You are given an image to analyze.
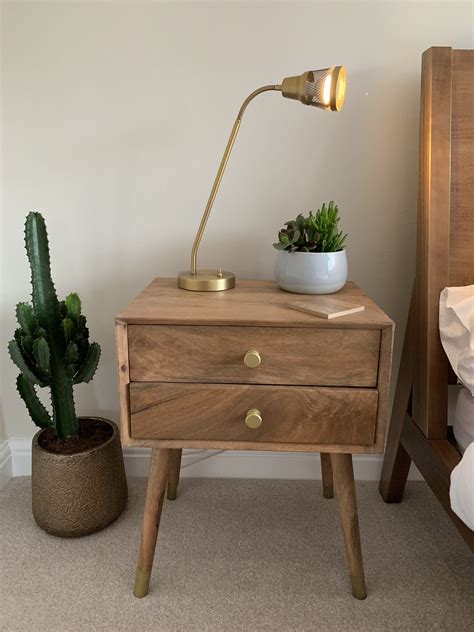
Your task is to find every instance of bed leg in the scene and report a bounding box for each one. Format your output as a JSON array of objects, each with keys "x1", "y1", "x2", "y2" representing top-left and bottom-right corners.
[{"x1": 380, "y1": 290, "x2": 414, "y2": 502}]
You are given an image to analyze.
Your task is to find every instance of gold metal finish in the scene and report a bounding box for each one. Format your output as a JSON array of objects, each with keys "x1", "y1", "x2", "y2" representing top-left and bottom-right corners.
[
  {"x1": 350, "y1": 574, "x2": 368, "y2": 600},
  {"x1": 245, "y1": 408, "x2": 263, "y2": 429},
  {"x1": 331, "y1": 66, "x2": 346, "y2": 112},
  {"x1": 179, "y1": 66, "x2": 346, "y2": 292},
  {"x1": 244, "y1": 350, "x2": 261, "y2": 368},
  {"x1": 281, "y1": 66, "x2": 346, "y2": 111},
  {"x1": 178, "y1": 269, "x2": 235, "y2": 291},
  {"x1": 134, "y1": 568, "x2": 152, "y2": 598},
  {"x1": 178, "y1": 85, "x2": 280, "y2": 292}
]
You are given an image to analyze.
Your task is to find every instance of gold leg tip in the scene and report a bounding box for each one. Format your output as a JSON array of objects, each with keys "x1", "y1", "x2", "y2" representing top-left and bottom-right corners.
[
  {"x1": 323, "y1": 490, "x2": 334, "y2": 499},
  {"x1": 134, "y1": 569, "x2": 151, "y2": 598},
  {"x1": 351, "y1": 575, "x2": 367, "y2": 600},
  {"x1": 167, "y1": 490, "x2": 177, "y2": 501}
]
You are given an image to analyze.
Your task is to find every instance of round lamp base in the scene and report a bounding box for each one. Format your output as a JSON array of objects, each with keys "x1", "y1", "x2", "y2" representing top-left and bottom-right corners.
[{"x1": 178, "y1": 270, "x2": 236, "y2": 292}]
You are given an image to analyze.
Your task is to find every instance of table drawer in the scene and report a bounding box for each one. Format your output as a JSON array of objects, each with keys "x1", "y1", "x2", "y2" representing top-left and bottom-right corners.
[
  {"x1": 130, "y1": 383, "x2": 378, "y2": 446},
  {"x1": 128, "y1": 325, "x2": 380, "y2": 387}
]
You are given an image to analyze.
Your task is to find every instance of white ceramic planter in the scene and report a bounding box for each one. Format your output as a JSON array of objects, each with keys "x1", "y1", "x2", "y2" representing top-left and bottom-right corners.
[{"x1": 274, "y1": 250, "x2": 348, "y2": 294}]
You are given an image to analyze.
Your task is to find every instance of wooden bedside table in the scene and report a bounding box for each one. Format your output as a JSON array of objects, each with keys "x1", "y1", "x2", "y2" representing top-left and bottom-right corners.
[{"x1": 115, "y1": 279, "x2": 393, "y2": 600}]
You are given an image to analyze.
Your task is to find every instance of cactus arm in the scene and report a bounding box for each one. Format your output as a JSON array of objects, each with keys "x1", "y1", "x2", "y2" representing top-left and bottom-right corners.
[
  {"x1": 73, "y1": 342, "x2": 101, "y2": 384},
  {"x1": 33, "y1": 337, "x2": 51, "y2": 374},
  {"x1": 16, "y1": 374, "x2": 52, "y2": 429},
  {"x1": 8, "y1": 340, "x2": 46, "y2": 386},
  {"x1": 25, "y1": 213, "x2": 61, "y2": 324},
  {"x1": 16, "y1": 302, "x2": 37, "y2": 334},
  {"x1": 62, "y1": 317, "x2": 74, "y2": 341},
  {"x1": 65, "y1": 293, "x2": 81, "y2": 321}
]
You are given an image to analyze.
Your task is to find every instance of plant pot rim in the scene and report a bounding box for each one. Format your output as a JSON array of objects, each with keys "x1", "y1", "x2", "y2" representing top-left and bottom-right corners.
[
  {"x1": 277, "y1": 249, "x2": 346, "y2": 255},
  {"x1": 32, "y1": 416, "x2": 119, "y2": 460}
]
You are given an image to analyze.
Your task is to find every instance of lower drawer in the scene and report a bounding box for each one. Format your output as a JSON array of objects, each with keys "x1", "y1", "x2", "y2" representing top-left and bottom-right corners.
[{"x1": 129, "y1": 383, "x2": 378, "y2": 446}]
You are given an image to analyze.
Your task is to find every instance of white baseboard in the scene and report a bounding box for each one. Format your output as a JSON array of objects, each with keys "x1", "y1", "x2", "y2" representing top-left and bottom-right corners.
[
  {"x1": 0, "y1": 441, "x2": 13, "y2": 490},
  {"x1": 6, "y1": 438, "x2": 423, "y2": 481}
]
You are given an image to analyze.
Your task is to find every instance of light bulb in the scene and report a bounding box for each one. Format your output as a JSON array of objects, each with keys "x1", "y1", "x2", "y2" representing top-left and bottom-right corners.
[{"x1": 323, "y1": 74, "x2": 332, "y2": 105}]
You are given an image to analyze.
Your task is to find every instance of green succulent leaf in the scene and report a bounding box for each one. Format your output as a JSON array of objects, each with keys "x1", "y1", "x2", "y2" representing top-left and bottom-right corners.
[{"x1": 273, "y1": 202, "x2": 347, "y2": 253}]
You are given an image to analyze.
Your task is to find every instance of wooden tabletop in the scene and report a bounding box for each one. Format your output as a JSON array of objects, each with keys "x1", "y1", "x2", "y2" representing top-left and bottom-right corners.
[{"x1": 117, "y1": 279, "x2": 393, "y2": 330}]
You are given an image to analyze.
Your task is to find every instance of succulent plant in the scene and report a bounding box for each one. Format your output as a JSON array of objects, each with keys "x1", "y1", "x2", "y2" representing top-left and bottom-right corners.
[
  {"x1": 273, "y1": 201, "x2": 347, "y2": 253},
  {"x1": 8, "y1": 212, "x2": 101, "y2": 440}
]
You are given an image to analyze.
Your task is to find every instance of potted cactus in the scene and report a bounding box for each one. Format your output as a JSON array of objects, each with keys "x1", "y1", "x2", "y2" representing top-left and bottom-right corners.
[
  {"x1": 8, "y1": 212, "x2": 127, "y2": 537},
  {"x1": 273, "y1": 201, "x2": 348, "y2": 294}
]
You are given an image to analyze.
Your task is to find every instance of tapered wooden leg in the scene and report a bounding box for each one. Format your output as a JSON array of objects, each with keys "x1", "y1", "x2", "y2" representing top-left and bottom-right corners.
[
  {"x1": 320, "y1": 453, "x2": 334, "y2": 498},
  {"x1": 134, "y1": 448, "x2": 171, "y2": 598},
  {"x1": 167, "y1": 449, "x2": 182, "y2": 500},
  {"x1": 380, "y1": 288, "x2": 414, "y2": 502},
  {"x1": 331, "y1": 453, "x2": 367, "y2": 600}
]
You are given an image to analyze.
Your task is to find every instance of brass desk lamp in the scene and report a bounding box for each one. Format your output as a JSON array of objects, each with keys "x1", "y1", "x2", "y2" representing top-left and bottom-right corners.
[{"x1": 178, "y1": 66, "x2": 347, "y2": 291}]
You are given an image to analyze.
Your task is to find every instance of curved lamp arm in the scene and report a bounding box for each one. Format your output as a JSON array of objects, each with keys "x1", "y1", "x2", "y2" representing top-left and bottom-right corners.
[{"x1": 190, "y1": 84, "x2": 282, "y2": 275}]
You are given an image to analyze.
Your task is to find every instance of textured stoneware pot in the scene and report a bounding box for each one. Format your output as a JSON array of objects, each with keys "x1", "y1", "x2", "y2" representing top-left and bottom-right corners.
[
  {"x1": 32, "y1": 417, "x2": 128, "y2": 537},
  {"x1": 275, "y1": 249, "x2": 348, "y2": 294}
]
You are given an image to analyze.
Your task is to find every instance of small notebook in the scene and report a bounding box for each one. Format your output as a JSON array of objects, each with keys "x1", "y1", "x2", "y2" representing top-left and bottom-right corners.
[{"x1": 288, "y1": 297, "x2": 365, "y2": 320}]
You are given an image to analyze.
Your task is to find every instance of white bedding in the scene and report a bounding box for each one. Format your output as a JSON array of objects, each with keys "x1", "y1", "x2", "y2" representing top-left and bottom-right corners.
[
  {"x1": 439, "y1": 285, "x2": 474, "y2": 395},
  {"x1": 453, "y1": 387, "x2": 474, "y2": 454},
  {"x1": 439, "y1": 286, "x2": 474, "y2": 530},
  {"x1": 450, "y1": 442, "x2": 474, "y2": 530}
]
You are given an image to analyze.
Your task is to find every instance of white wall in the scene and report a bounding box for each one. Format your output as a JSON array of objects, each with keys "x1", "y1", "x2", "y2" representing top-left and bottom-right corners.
[
  {"x1": 1, "y1": 1, "x2": 472, "y2": 442},
  {"x1": 0, "y1": 400, "x2": 5, "y2": 442}
]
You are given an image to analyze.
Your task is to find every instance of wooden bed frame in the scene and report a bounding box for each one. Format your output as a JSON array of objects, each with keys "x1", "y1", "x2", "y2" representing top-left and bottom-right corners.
[{"x1": 380, "y1": 47, "x2": 474, "y2": 551}]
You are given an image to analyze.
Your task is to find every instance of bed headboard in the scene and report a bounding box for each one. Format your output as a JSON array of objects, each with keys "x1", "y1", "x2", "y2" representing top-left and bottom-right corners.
[{"x1": 413, "y1": 47, "x2": 474, "y2": 439}]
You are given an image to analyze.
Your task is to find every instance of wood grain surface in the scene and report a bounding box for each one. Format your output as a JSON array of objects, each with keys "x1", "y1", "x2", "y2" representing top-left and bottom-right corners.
[
  {"x1": 130, "y1": 383, "x2": 378, "y2": 446},
  {"x1": 320, "y1": 453, "x2": 334, "y2": 498},
  {"x1": 450, "y1": 49, "x2": 474, "y2": 287},
  {"x1": 379, "y1": 289, "x2": 414, "y2": 501},
  {"x1": 128, "y1": 325, "x2": 380, "y2": 387},
  {"x1": 413, "y1": 46, "x2": 452, "y2": 438},
  {"x1": 117, "y1": 279, "x2": 393, "y2": 329},
  {"x1": 115, "y1": 321, "x2": 132, "y2": 444},
  {"x1": 400, "y1": 415, "x2": 474, "y2": 551},
  {"x1": 331, "y1": 453, "x2": 367, "y2": 599},
  {"x1": 134, "y1": 448, "x2": 171, "y2": 598}
]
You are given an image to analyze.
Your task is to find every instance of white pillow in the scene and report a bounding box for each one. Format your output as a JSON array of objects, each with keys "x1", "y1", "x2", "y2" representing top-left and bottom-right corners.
[{"x1": 439, "y1": 285, "x2": 474, "y2": 395}]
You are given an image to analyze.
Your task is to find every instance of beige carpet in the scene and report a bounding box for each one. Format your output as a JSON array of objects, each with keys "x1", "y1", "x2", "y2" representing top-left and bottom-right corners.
[{"x1": 0, "y1": 477, "x2": 473, "y2": 632}]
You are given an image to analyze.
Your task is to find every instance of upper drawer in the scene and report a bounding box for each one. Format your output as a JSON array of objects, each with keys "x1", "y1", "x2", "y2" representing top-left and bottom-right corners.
[{"x1": 128, "y1": 325, "x2": 380, "y2": 387}]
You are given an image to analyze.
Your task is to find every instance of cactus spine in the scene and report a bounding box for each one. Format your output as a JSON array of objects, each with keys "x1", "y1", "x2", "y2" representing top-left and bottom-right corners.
[{"x1": 8, "y1": 212, "x2": 101, "y2": 440}]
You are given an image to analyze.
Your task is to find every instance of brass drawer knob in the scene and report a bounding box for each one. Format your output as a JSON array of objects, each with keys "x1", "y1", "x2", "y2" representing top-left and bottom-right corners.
[
  {"x1": 244, "y1": 350, "x2": 261, "y2": 368},
  {"x1": 245, "y1": 408, "x2": 262, "y2": 429}
]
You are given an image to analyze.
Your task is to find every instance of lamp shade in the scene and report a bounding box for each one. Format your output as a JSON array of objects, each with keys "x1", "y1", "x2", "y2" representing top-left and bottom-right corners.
[{"x1": 281, "y1": 66, "x2": 346, "y2": 111}]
